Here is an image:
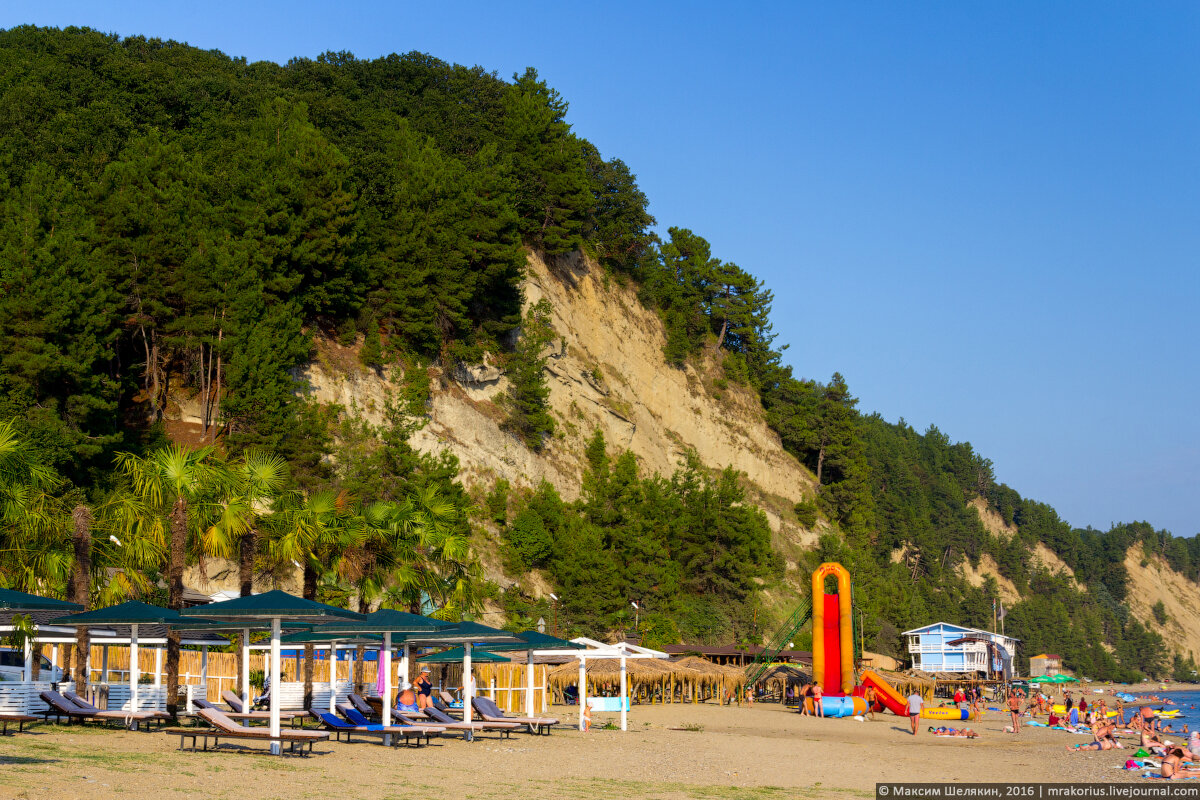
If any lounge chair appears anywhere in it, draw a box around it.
[438,690,463,710]
[221,690,309,725]
[392,707,515,741]
[416,705,520,740]
[65,691,170,724]
[0,713,38,735]
[471,696,559,735]
[163,707,329,755]
[314,708,442,746]
[40,690,164,729]
[347,693,378,719]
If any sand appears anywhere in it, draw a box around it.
[0,699,1170,800]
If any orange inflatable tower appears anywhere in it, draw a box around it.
[811,562,854,696]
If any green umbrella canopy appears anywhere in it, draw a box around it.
[482,630,584,652]
[307,607,451,635]
[418,646,510,664]
[398,620,523,646]
[50,600,216,626]
[1032,674,1078,684]
[178,590,365,625]
[279,629,383,645]
[0,587,82,611]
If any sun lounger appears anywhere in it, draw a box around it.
[438,690,463,710]
[415,705,519,739]
[471,696,558,735]
[0,713,38,735]
[65,691,169,723]
[164,707,329,755]
[314,708,442,746]
[347,693,378,719]
[221,690,309,724]
[200,696,306,727]
[40,690,163,729]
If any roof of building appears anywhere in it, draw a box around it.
[1031,653,1061,660]
[661,643,813,661]
[902,622,1020,641]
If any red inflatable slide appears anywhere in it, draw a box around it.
[860,668,909,716]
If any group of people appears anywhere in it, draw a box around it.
[795,682,826,717]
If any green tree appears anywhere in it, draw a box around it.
[113,444,237,717]
[503,299,557,449]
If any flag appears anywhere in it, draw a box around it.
[998,600,1007,621]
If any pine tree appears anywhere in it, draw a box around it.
[503,299,557,449]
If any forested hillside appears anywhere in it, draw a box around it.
[2,26,1197,683]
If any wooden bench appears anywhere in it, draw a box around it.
[162,727,323,756]
[0,714,38,735]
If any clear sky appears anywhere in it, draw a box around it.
[5,1,1198,537]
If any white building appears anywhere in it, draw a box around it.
[902,622,1018,678]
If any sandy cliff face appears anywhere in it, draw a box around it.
[296,251,818,566]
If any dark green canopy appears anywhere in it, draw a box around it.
[50,600,209,626]
[482,630,584,652]
[418,646,510,664]
[178,590,365,624]
[279,629,382,645]
[0,587,82,611]
[399,620,522,645]
[309,607,450,635]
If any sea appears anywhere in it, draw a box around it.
[1123,689,1200,729]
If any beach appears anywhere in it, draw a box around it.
[1,698,1181,800]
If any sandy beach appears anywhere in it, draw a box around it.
[2,696,1183,800]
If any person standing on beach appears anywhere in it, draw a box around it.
[907,691,923,735]
[1008,687,1022,733]
[798,683,811,716]
[812,682,824,717]
[864,684,877,721]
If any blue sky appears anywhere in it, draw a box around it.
[5,1,1198,537]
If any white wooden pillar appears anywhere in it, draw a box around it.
[578,657,587,731]
[328,641,340,714]
[269,618,281,755]
[620,654,627,731]
[129,624,139,717]
[201,646,209,688]
[463,642,473,724]
[51,644,59,674]
[525,649,536,716]
[153,646,163,686]
[240,628,251,707]
[381,633,393,746]
[22,637,32,682]
[100,646,109,683]
[400,642,410,692]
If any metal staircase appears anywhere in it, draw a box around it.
[744,595,812,686]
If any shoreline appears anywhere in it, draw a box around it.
[0,700,1180,800]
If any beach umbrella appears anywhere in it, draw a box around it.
[395,621,523,724]
[51,600,221,726]
[180,590,363,754]
[483,630,583,716]
[279,629,382,713]
[2,588,83,681]
[417,646,511,664]
[308,608,452,737]
[0,587,82,611]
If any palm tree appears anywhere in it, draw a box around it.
[369,485,484,620]
[114,444,236,717]
[193,451,288,693]
[265,489,368,706]
[0,419,64,590]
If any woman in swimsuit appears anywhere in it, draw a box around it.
[415,666,434,710]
